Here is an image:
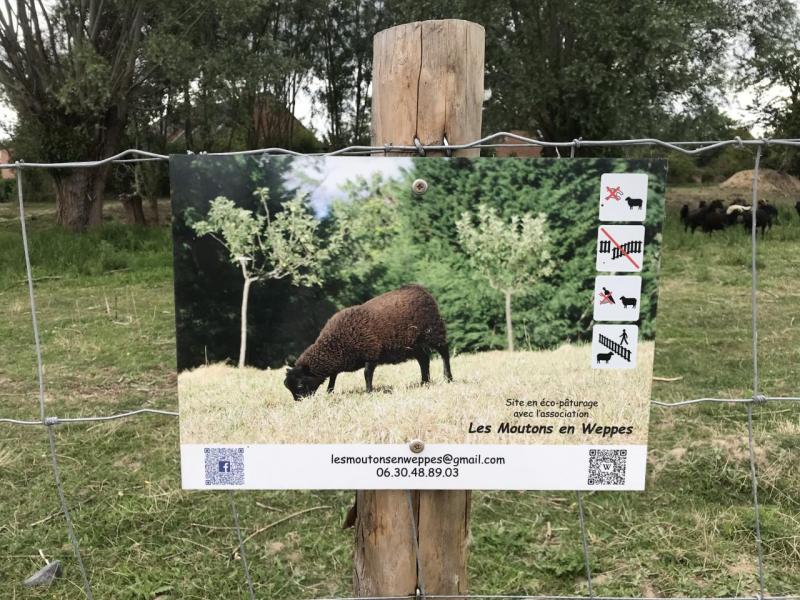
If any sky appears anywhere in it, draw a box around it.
[284,156,412,216]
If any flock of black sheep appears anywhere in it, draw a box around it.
[680,198,800,237]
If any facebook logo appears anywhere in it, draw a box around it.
[204,448,245,485]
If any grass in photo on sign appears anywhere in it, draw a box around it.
[179,343,654,445]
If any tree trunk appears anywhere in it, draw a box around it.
[239,276,253,368]
[149,196,160,226]
[54,168,108,232]
[184,83,194,150]
[120,193,147,226]
[134,161,160,227]
[505,290,514,352]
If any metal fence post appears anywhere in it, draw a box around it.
[16,164,94,599]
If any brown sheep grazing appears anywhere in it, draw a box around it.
[284,284,453,400]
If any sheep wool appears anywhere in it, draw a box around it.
[284,284,454,400]
[298,284,449,376]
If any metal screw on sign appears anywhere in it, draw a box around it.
[409,439,425,453]
[412,178,428,195]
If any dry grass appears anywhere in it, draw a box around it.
[179,342,654,445]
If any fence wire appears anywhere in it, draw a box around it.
[2,133,798,599]
[229,491,257,600]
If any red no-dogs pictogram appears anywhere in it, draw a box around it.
[604,185,623,202]
[599,227,641,270]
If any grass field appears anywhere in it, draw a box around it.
[1,184,799,599]
[179,345,654,445]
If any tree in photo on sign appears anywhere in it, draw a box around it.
[456,204,554,352]
[190,188,327,367]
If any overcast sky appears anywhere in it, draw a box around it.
[284,156,412,217]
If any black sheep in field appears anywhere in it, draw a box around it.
[743,206,775,238]
[681,200,726,233]
[680,203,690,225]
[759,200,779,223]
[726,202,751,225]
[284,285,453,400]
[795,200,800,218]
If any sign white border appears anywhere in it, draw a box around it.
[181,443,647,491]
[593,275,642,322]
[591,324,639,370]
[595,225,645,272]
[598,173,648,222]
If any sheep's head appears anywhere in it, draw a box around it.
[284,364,326,401]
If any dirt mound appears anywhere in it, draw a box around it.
[719,169,800,195]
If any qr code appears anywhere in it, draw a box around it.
[588,449,627,485]
[204,447,245,486]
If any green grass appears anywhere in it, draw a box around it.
[1,189,800,599]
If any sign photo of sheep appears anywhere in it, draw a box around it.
[170,155,666,490]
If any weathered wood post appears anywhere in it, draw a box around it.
[354,19,484,598]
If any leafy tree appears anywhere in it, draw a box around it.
[456,204,554,352]
[140,0,378,154]
[739,0,800,172]
[0,0,148,231]
[137,0,320,154]
[384,0,760,143]
[191,188,326,367]
[395,157,664,352]
[308,0,384,147]
[480,0,743,143]
[324,172,408,304]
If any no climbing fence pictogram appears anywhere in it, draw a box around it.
[2,132,800,600]
[597,333,632,362]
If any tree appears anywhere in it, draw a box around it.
[383,0,754,143]
[0,0,147,231]
[309,0,384,147]
[738,0,800,172]
[324,172,408,304]
[191,188,327,367]
[481,0,746,143]
[456,204,554,352]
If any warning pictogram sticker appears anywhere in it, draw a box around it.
[599,173,648,222]
[593,276,642,322]
[591,324,639,370]
[596,225,645,273]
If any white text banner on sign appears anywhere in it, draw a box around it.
[181,444,647,490]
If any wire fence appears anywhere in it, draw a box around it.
[2,131,799,599]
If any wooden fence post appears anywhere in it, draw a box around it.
[354,19,484,599]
